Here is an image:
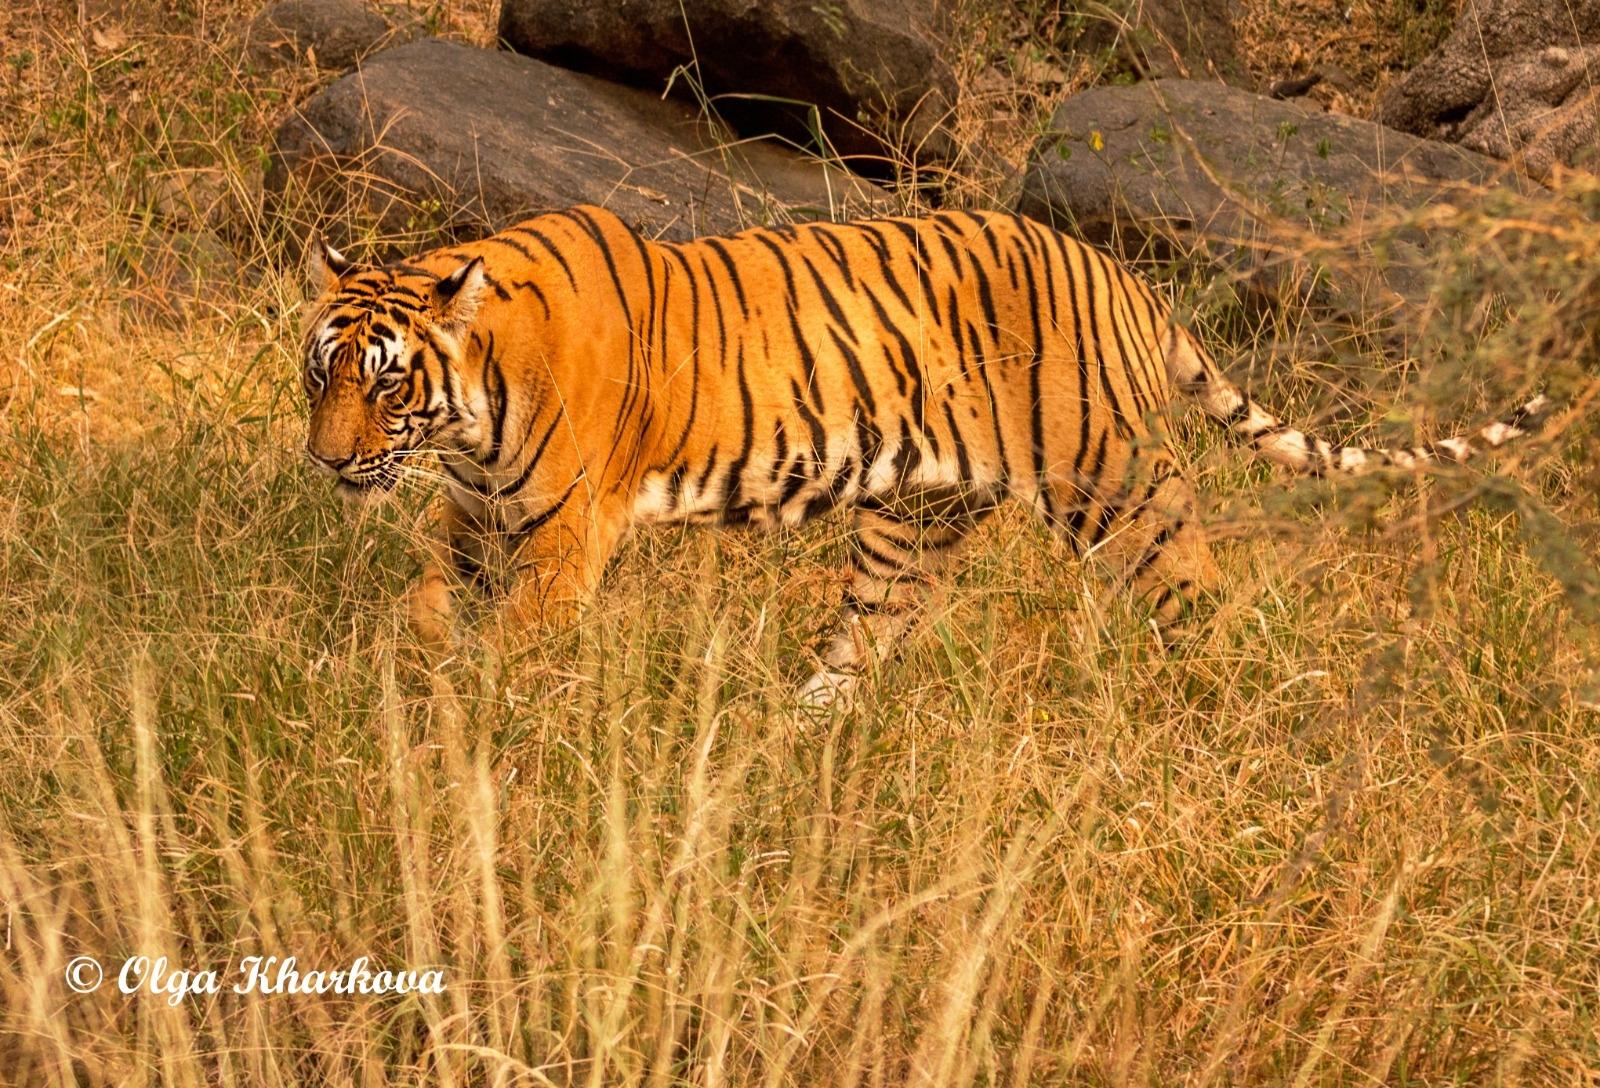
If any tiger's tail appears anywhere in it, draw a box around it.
[1162,326,1550,475]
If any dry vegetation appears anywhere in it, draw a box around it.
[4,0,1600,1084]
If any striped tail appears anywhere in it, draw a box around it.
[1162,327,1549,475]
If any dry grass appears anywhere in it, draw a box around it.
[4,0,1600,1085]
[1234,0,1464,115]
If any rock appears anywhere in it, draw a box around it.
[147,168,231,232]
[1076,0,1247,84]
[246,0,411,72]
[266,39,887,247]
[1017,79,1529,324]
[495,0,955,165]
[1377,0,1600,179]
[121,229,248,325]
[1268,72,1321,100]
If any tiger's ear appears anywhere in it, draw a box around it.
[431,256,488,329]
[307,238,353,295]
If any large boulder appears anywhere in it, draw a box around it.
[496,0,955,166]
[1376,0,1600,179]
[1017,80,1528,323]
[266,39,887,247]
[245,0,414,72]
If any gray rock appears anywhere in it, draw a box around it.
[266,39,887,246]
[247,0,410,72]
[1077,0,1246,84]
[122,229,248,326]
[1017,80,1529,322]
[146,168,232,232]
[1377,0,1600,179]
[496,0,955,165]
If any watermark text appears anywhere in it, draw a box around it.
[64,954,445,1004]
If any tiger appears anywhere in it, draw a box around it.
[299,205,1548,705]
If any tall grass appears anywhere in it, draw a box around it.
[3,0,1599,1084]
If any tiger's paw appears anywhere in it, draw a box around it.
[793,668,859,723]
[404,571,458,664]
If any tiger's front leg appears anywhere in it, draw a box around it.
[492,492,632,658]
[406,496,487,660]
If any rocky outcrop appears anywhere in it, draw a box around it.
[1377,0,1600,179]
[246,0,415,72]
[266,40,887,247]
[496,0,955,165]
[1018,80,1526,321]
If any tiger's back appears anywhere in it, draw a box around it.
[630,209,1185,537]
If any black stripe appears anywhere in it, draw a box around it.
[1013,231,1051,514]
[505,224,579,293]
[968,245,1000,349]
[945,285,967,374]
[790,377,828,461]
[483,333,509,464]
[754,232,800,307]
[842,590,905,617]
[785,304,823,408]
[568,208,648,485]
[692,443,720,500]
[826,322,877,417]
[853,406,886,485]
[855,537,912,575]
[495,407,565,500]
[1089,254,1154,421]
[509,478,581,539]
[444,457,489,494]
[702,238,751,318]
[798,253,857,344]
[694,251,730,355]
[483,234,542,265]
[479,271,513,303]
[859,282,916,402]
[1108,268,1165,418]
[883,219,941,324]
[889,415,921,481]
[656,349,701,469]
[942,401,973,482]
[1066,429,1110,541]
[1130,520,1180,580]
[975,351,1012,485]
[719,345,754,509]
[508,279,551,320]
[858,224,917,317]
[1036,223,1097,490]
[812,227,858,292]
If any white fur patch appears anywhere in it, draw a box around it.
[1479,422,1514,445]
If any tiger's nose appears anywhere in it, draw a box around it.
[305,443,354,473]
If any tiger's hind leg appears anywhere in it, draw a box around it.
[797,488,997,710]
[1045,458,1219,635]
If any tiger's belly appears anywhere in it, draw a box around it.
[630,431,974,529]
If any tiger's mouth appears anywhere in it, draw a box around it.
[332,459,403,498]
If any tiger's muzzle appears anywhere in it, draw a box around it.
[306,445,404,497]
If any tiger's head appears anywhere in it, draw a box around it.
[299,240,488,497]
